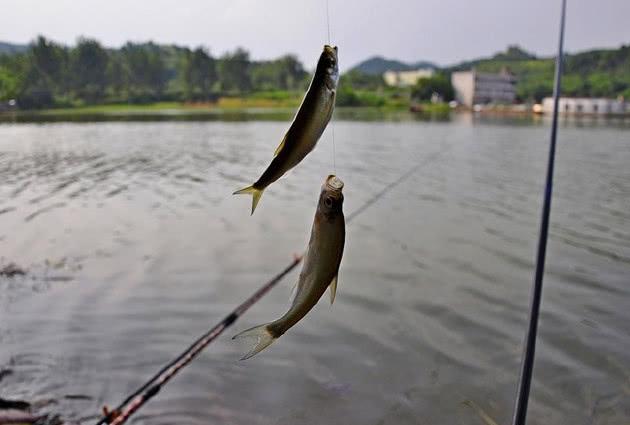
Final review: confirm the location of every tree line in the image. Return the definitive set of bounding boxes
[3,38,629,110]
[0,36,310,108]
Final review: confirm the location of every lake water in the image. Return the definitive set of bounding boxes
[1,114,629,425]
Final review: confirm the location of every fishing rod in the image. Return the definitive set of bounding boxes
[94,149,446,425]
[96,256,302,425]
[511,1,567,424]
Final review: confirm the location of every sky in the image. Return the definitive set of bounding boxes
[1,0,629,70]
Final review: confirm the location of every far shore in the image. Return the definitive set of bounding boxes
[0,100,453,121]
[2,101,629,123]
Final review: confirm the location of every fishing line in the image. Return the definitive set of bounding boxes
[331,120,337,175]
[325,0,331,44]
[325,0,337,175]
[93,146,448,425]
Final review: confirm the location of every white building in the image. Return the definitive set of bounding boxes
[383,68,435,87]
[451,69,517,107]
[541,97,627,115]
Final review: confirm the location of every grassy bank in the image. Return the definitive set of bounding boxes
[16,100,418,117]
[5,87,420,116]
[1,95,457,123]
[33,99,303,116]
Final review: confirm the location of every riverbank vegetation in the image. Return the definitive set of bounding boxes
[0,37,313,109]
[0,36,419,111]
[1,38,629,111]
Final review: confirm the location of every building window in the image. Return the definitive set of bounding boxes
[576,104,583,112]
[593,104,598,113]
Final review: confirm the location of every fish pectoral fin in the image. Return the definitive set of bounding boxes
[274,135,287,157]
[329,274,338,305]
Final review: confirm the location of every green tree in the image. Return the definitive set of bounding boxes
[29,36,67,83]
[335,86,360,106]
[411,74,454,102]
[71,38,109,102]
[0,66,21,100]
[121,42,166,101]
[217,48,251,93]
[276,55,308,90]
[339,70,384,90]
[182,47,216,100]
[250,55,306,91]
[19,36,69,107]
[106,53,129,100]
[0,53,27,101]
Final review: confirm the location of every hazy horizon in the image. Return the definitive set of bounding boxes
[1,0,629,70]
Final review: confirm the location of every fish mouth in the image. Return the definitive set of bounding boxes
[324,45,338,55]
[325,175,344,192]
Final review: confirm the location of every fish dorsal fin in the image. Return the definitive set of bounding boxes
[274,134,287,157]
[329,275,338,305]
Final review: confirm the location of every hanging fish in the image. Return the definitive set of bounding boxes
[233,175,345,359]
[233,45,339,214]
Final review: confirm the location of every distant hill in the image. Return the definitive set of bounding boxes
[350,47,536,76]
[350,56,437,75]
[447,45,538,71]
[348,44,630,100]
[0,41,28,55]
[446,44,630,100]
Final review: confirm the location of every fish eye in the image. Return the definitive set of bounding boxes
[324,197,333,207]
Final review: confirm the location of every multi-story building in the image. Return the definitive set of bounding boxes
[541,97,628,115]
[383,68,435,87]
[451,68,517,107]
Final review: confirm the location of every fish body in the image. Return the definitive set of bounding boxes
[234,175,345,359]
[234,45,339,214]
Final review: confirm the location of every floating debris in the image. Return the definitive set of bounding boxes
[62,395,93,401]
[0,397,44,425]
[462,399,500,425]
[0,369,12,383]
[0,263,26,278]
[0,398,30,411]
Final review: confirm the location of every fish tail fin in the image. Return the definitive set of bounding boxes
[233,185,264,215]
[232,324,277,360]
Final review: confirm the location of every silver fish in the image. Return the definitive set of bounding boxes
[233,175,345,359]
[233,45,339,214]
